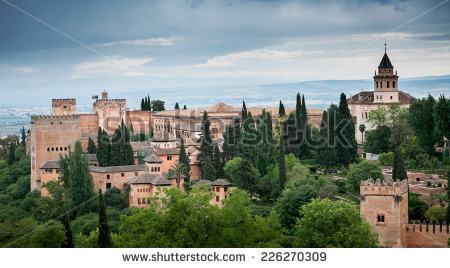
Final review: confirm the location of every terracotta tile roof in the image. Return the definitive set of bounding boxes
[143,152,163,163]
[192,180,213,187]
[347,90,414,105]
[90,164,148,173]
[206,102,240,113]
[128,174,173,185]
[211,179,231,186]
[40,160,60,169]
[154,147,180,156]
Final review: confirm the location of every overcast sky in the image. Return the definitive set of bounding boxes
[0,0,449,107]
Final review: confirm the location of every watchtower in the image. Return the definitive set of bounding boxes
[52,99,76,115]
[360,178,409,247]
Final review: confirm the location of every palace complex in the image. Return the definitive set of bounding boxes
[28,48,449,247]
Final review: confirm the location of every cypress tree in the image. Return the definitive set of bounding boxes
[203,156,216,181]
[213,144,224,178]
[446,169,450,223]
[174,102,180,109]
[67,140,95,216]
[110,128,125,166]
[21,127,26,147]
[279,101,285,117]
[8,143,15,165]
[103,130,111,166]
[279,135,286,191]
[283,113,298,156]
[96,128,111,167]
[61,209,74,248]
[140,98,145,110]
[233,118,241,156]
[222,125,233,162]
[242,101,248,123]
[295,93,302,158]
[98,189,112,248]
[236,148,256,194]
[197,111,213,173]
[147,95,151,111]
[183,105,187,109]
[122,121,134,165]
[178,138,191,181]
[336,93,357,168]
[318,110,335,170]
[300,95,310,158]
[87,137,96,154]
[392,147,407,181]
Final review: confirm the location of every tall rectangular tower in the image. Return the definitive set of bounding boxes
[360,178,409,247]
[52,99,76,115]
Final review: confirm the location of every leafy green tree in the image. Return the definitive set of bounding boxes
[293,198,378,248]
[409,193,429,220]
[275,175,320,230]
[434,95,450,156]
[87,137,96,154]
[222,124,236,162]
[364,126,391,154]
[104,187,129,210]
[425,205,447,223]
[178,138,191,181]
[408,95,439,155]
[29,221,67,248]
[392,147,407,181]
[98,190,112,248]
[109,121,134,166]
[114,187,281,248]
[202,156,216,181]
[224,157,243,184]
[151,100,165,111]
[278,101,285,117]
[336,93,357,168]
[64,141,96,216]
[378,152,394,166]
[346,160,383,195]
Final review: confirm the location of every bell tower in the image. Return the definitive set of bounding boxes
[373,43,399,103]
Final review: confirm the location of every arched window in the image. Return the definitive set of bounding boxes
[393,81,396,88]
[380,81,383,88]
[387,81,390,88]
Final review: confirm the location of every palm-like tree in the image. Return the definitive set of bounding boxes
[359,124,366,144]
[170,162,185,189]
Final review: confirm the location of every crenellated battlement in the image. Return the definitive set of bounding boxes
[360,178,408,196]
[94,99,126,104]
[52,98,76,102]
[31,114,80,125]
[407,220,449,234]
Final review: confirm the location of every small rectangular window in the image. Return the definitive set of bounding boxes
[121,173,125,177]
[216,196,219,202]
[107,174,110,179]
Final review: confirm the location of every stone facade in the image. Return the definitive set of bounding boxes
[360,178,449,248]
